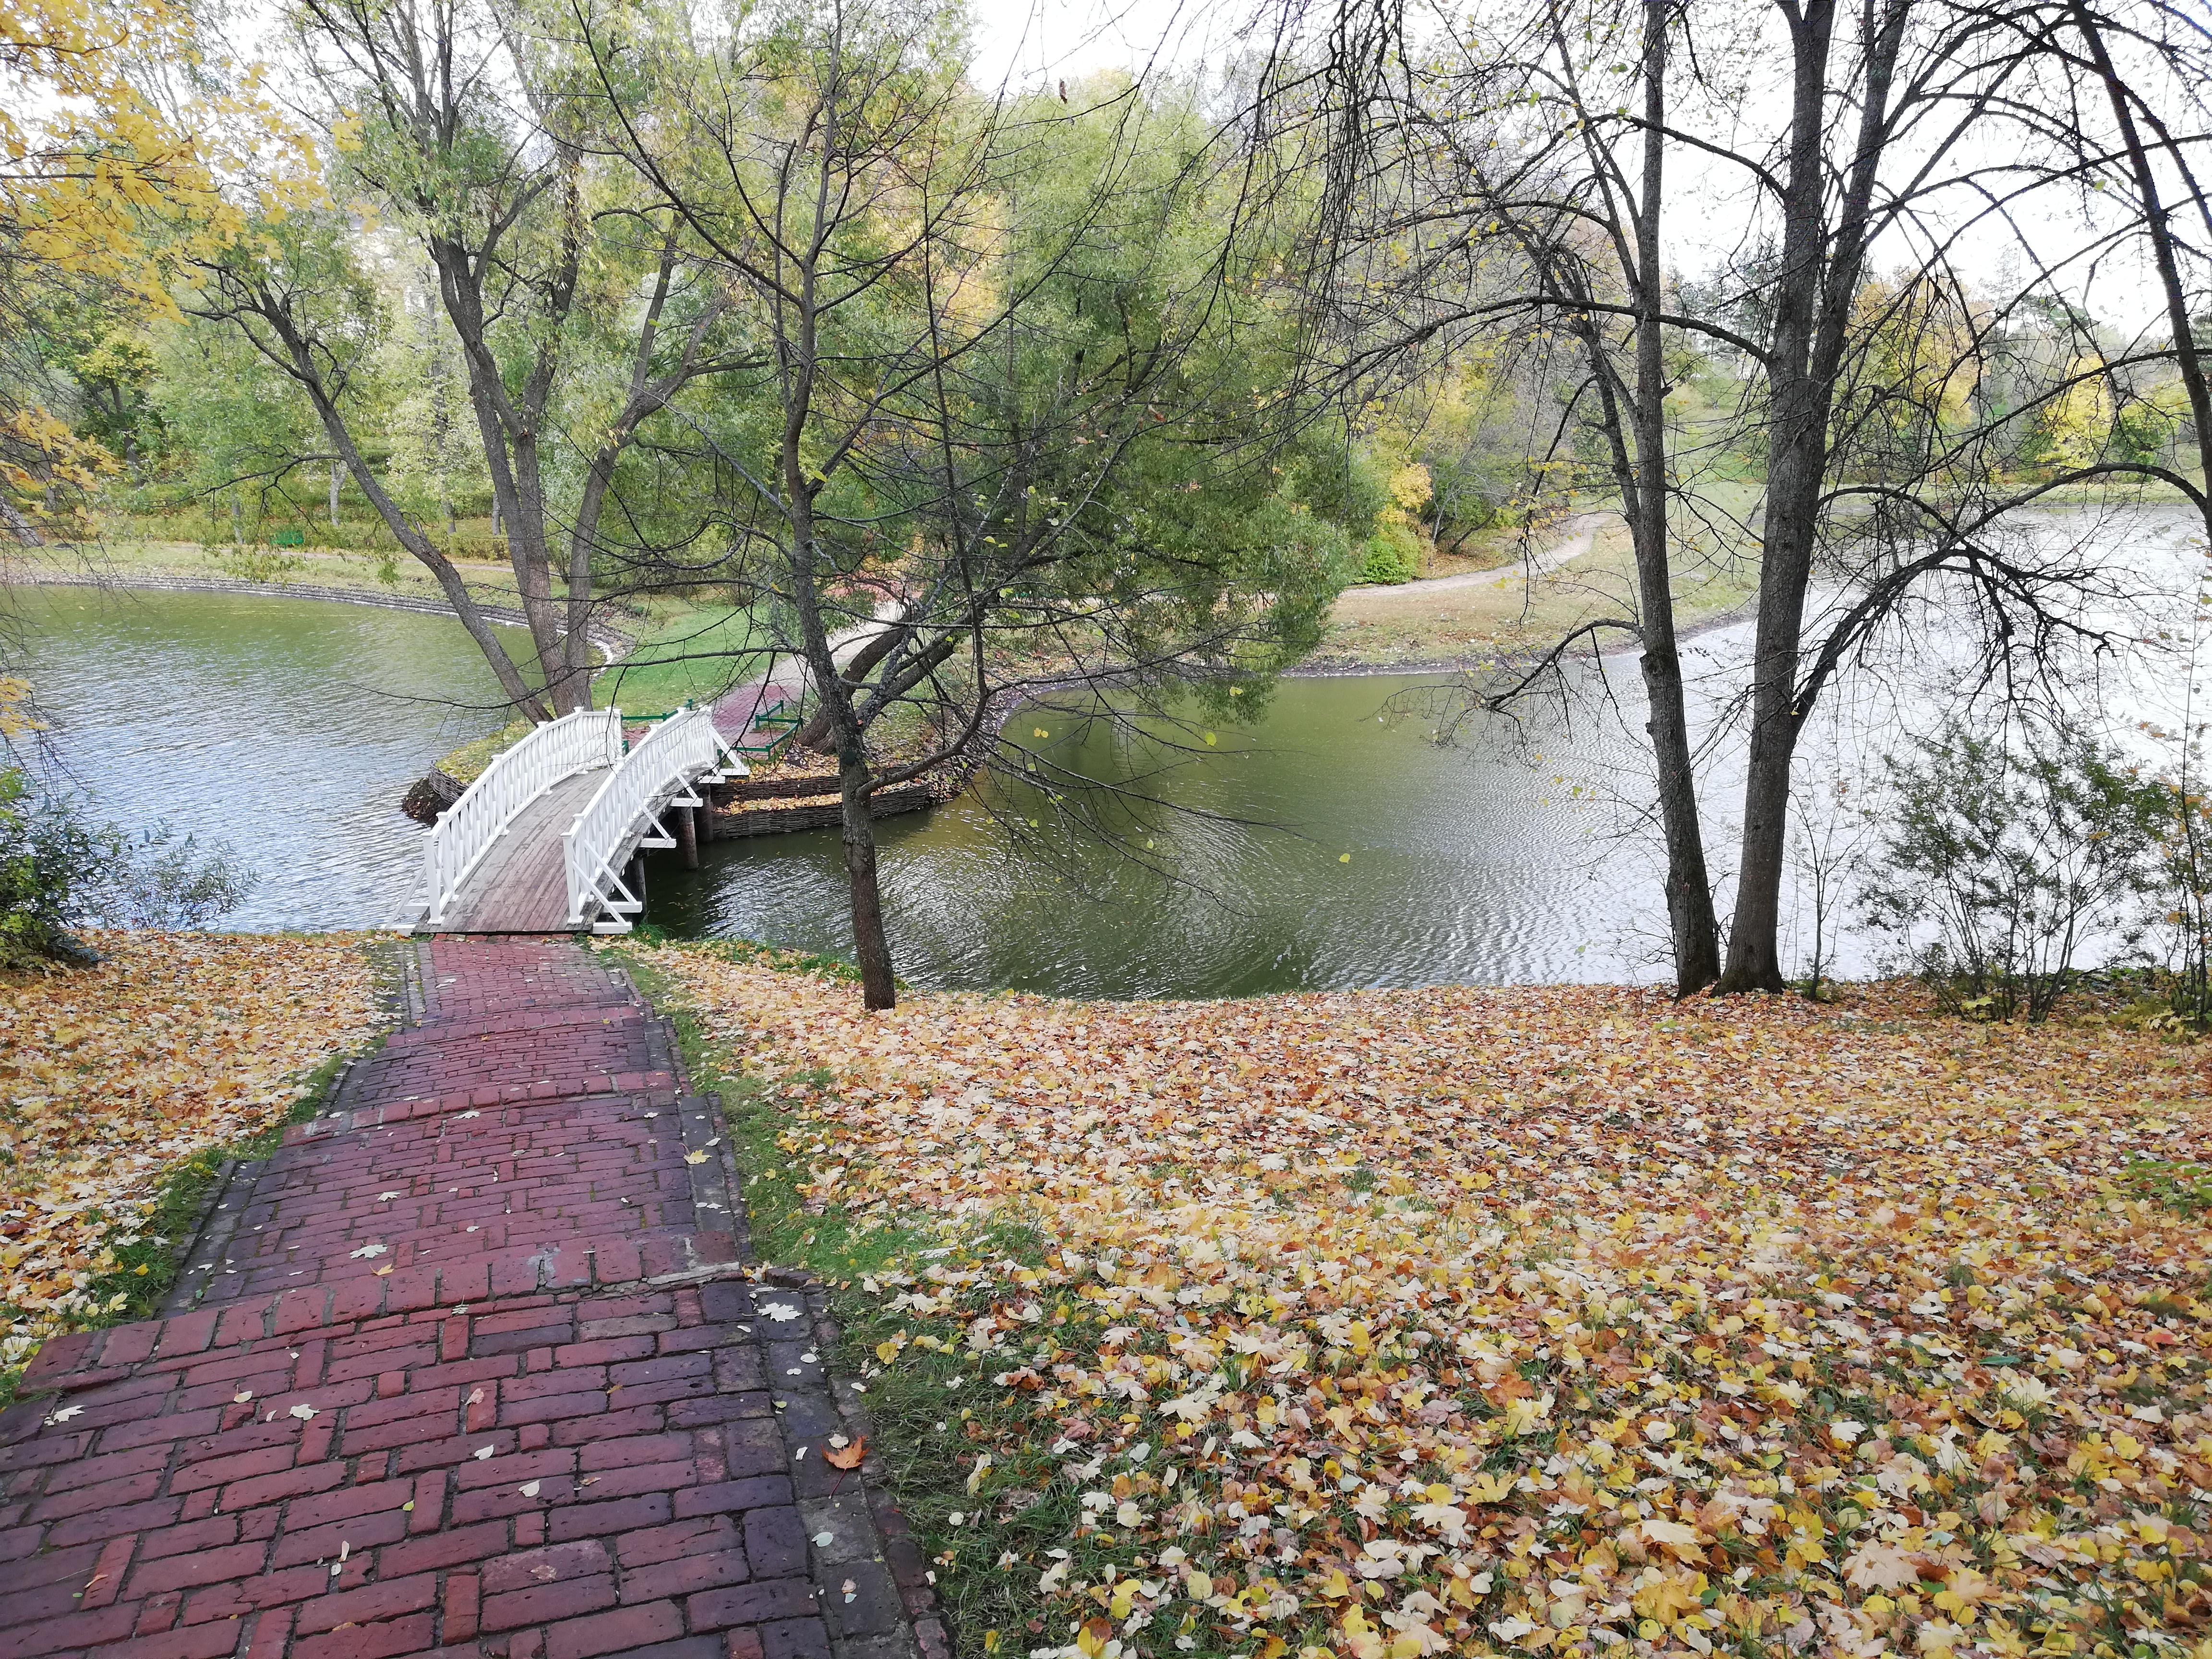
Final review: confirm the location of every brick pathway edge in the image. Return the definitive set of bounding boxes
[0,938,951,1659]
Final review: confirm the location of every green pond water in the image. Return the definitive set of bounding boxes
[643,677,1648,996]
[16,587,1645,989]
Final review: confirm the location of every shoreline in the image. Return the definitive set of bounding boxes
[25,561,1761,688]
[1291,589,1761,678]
[19,569,638,661]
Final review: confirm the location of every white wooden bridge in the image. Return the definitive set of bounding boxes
[409,704,745,933]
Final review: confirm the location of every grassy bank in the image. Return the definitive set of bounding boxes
[27,539,769,778]
[622,937,2212,1659]
[1310,482,2207,674]
[24,536,525,614]
[0,933,385,1392]
[1312,509,1758,673]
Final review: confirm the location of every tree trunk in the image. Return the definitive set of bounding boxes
[2069,0,2212,544]
[330,461,341,530]
[287,338,553,722]
[1716,0,1851,994]
[1629,0,1722,994]
[1718,383,1827,993]
[433,245,580,715]
[0,498,42,546]
[837,736,897,1010]
[790,620,908,752]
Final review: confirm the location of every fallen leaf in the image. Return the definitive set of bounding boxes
[1843,1542,1921,1592]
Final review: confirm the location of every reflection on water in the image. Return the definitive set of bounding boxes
[15,504,2202,992]
[14,587,524,930]
[645,671,1666,996]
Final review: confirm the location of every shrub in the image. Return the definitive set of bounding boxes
[215,546,306,585]
[0,770,254,967]
[2139,752,2212,1027]
[1359,520,1422,584]
[1859,718,2165,1021]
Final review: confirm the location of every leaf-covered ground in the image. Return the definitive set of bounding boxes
[641,942,2212,1659]
[0,932,379,1375]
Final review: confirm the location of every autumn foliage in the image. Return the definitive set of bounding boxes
[0,932,378,1376]
[646,944,2212,1659]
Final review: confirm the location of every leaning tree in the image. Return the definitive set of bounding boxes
[595,0,1364,1008]
[184,0,764,719]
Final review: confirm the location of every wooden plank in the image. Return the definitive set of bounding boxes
[438,770,609,933]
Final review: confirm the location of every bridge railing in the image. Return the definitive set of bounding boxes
[562,704,740,930]
[422,707,624,926]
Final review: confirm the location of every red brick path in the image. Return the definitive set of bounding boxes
[1,940,942,1659]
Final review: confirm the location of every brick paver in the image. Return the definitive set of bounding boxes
[1,940,944,1659]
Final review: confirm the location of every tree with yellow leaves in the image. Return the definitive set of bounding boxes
[0,0,228,540]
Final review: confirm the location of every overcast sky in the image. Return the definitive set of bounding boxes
[968,0,1220,90]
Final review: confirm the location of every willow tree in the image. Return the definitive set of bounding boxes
[603,0,1358,1008]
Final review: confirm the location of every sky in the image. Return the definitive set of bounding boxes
[966,0,1221,91]
[959,0,2172,333]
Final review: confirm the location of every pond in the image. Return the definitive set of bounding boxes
[644,673,1664,996]
[15,502,2203,995]
[12,587,525,931]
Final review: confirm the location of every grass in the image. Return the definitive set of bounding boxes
[617,940,1098,1659]
[2124,1157,2212,1214]
[1312,501,1762,672]
[589,601,769,716]
[423,595,770,777]
[29,535,521,610]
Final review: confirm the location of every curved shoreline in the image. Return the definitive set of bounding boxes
[1292,591,1761,679]
[21,570,637,661]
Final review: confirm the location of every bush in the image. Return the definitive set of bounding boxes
[1359,520,1422,584]
[1860,718,2164,1021]
[215,546,307,585]
[2140,752,2212,1027]
[0,770,254,967]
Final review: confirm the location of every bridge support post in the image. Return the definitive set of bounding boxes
[677,804,699,869]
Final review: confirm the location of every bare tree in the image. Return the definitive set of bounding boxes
[1280,0,2212,993]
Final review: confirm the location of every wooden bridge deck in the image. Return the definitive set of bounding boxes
[436,769,608,933]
